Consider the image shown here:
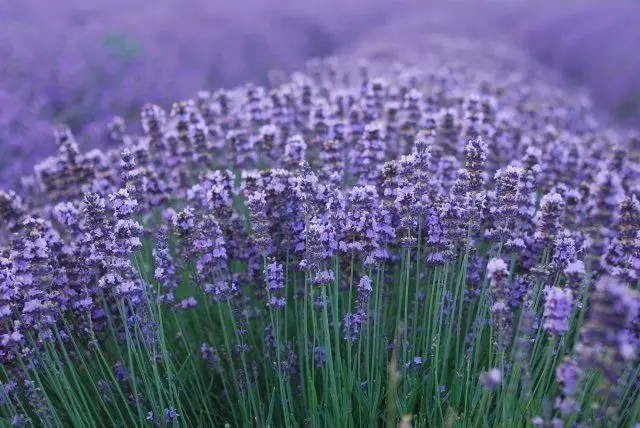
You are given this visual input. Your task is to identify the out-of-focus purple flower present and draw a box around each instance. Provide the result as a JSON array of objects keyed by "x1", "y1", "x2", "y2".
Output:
[
  {"x1": 201, "y1": 343, "x2": 220, "y2": 371},
  {"x1": 479, "y1": 368, "x2": 502, "y2": 390},
  {"x1": 165, "y1": 407, "x2": 179, "y2": 424},
  {"x1": 319, "y1": 138, "x2": 344, "y2": 185},
  {"x1": 0, "y1": 191, "x2": 26, "y2": 232},
  {"x1": 534, "y1": 192, "x2": 564, "y2": 247},
  {"x1": 554, "y1": 357, "x2": 582, "y2": 416},
  {"x1": 487, "y1": 257, "x2": 513, "y2": 351},
  {"x1": 284, "y1": 135, "x2": 307, "y2": 171},
  {"x1": 179, "y1": 296, "x2": 197, "y2": 310},
  {"x1": 314, "y1": 346, "x2": 327, "y2": 369},
  {"x1": 52, "y1": 201, "x2": 81, "y2": 232},
  {"x1": 556, "y1": 358, "x2": 581, "y2": 396},
  {"x1": 543, "y1": 286, "x2": 573, "y2": 335},
  {"x1": 564, "y1": 260, "x2": 586, "y2": 294},
  {"x1": 602, "y1": 194, "x2": 640, "y2": 282},
  {"x1": 487, "y1": 258, "x2": 508, "y2": 312},
  {"x1": 577, "y1": 275, "x2": 640, "y2": 396},
  {"x1": 204, "y1": 278, "x2": 238, "y2": 303},
  {"x1": 352, "y1": 122, "x2": 386, "y2": 185}
]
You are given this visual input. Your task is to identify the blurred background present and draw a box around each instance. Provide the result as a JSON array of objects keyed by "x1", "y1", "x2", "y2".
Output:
[{"x1": 1, "y1": 0, "x2": 639, "y2": 184}]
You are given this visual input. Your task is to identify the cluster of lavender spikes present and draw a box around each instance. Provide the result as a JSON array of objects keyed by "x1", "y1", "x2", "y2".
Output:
[{"x1": 1, "y1": 48, "x2": 640, "y2": 426}]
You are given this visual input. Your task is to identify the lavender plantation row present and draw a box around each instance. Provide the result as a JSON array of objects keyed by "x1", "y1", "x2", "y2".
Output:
[
  {"x1": 4, "y1": 1, "x2": 640, "y2": 187},
  {"x1": 0, "y1": 51, "x2": 639, "y2": 427}
]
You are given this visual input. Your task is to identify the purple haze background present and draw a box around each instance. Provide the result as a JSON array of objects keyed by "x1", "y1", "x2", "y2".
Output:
[{"x1": 1, "y1": 0, "x2": 639, "y2": 185}]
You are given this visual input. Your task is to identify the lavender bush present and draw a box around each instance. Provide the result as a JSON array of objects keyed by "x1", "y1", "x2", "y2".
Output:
[{"x1": 1, "y1": 32, "x2": 640, "y2": 427}]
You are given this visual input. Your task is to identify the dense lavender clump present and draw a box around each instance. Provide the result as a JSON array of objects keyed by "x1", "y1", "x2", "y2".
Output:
[{"x1": 1, "y1": 39, "x2": 639, "y2": 427}]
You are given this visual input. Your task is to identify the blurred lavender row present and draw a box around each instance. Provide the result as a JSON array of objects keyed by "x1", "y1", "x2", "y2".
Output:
[
  {"x1": 498, "y1": 0, "x2": 640, "y2": 124},
  {"x1": 1, "y1": 0, "x2": 639, "y2": 185}
]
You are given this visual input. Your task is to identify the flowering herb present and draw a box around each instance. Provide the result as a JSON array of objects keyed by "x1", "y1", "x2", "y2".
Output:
[{"x1": 0, "y1": 47, "x2": 638, "y2": 428}]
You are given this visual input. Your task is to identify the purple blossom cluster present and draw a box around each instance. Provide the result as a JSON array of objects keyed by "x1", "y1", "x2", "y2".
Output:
[
  {"x1": 0, "y1": 39, "x2": 639, "y2": 425},
  {"x1": 543, "y1": 286, "x2": 573, "y2": 336},
  {"x1": 343, "y1": 275, "x2": 372, "y2": 342}
]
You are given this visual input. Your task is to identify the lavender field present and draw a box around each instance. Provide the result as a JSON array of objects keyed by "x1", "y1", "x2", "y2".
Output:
[{"x1": 1, "y1": 1, "x2": 639, "y2": 427}]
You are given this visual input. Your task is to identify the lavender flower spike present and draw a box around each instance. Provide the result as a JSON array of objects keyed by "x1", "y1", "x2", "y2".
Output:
[
  {"x1": 543, "y1": 286, "x2": 573, "y2": 335},
  {"x1": 465, "y1": 138, "x2": 488, "y2": 193}
]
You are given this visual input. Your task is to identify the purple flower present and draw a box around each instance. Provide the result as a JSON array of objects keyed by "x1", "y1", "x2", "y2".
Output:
[
  {"x1": 165, "y1": 407, "x2": 179, "y2": 424},
  {"x1": 507, "y1": 275, "x2": 532, "y2": 310},
  {"x1": 153, "y1": 226, "x2": 178, "y2": 304},
  {"x1": 245, "y1": 191, "x2": 272, "y2": 255},
  {"x1": 343, "y1": 275, "x2": 373, "y2": 342},
  {"x1": 556, "y1": 358, "x2": 581, "y2": 396},
  {"x1": 602, "y1": 194, "x2": 640, "y2": 282},
  {"x1": 548, "y1": 231, "x2": 578, "y2": 275},
  {"x1": 119, "y1": 149, "x2": 137, "y2": 186},
  {"x1": 52, "y1": 201, "x2": 81, "y2": 231},
  {"x1": 436, "y1": 108, "x2": 460, "y2": 158},
  {"x1": 112, "y1": 219, "x2": 143, "y2": 257},
  {"x1": 342, "y1": 186, "x2": 381, "y2": 263},
  {"x1": 193, "y1": 215, "x2": 227, "y2": 280},
  {"x1": 465, "y1": 138, "x2": 487, "y2": 194},
  {"x1": 534, "y1": 192, "x2": 565, "y2": 247},
  {"x1": 109, "y1": 188, "x2": 138, "y2": 221},
  {"x1": 406, "y1": 139, "x2": 434, "y2": 216},
  {"x1": 303, "y1": 216, "x2": 338, "y2": 273},
  {"x1": 172, "y1": 207, "x2": 197, "y2": 254},
  {"x1": 1, "y1": 36, "x2": 640, "y2": 425},
  {"x1": 577, "y1": 275, "x2": 640, "y2": 394},
  {"x1": 479, "y1": 368, "x2": 502, "y2": 390},
  {"x1": 319, "y1": 138, "x2": 344, "y2": 185},
  {"x1": 204, "y1": 279, "x2": 238, "y2": 303},
  {"x1": 265, "y1": 258, "x2": 285, "y2": 310},
  {"x1": 487, "y1": 258, "x2": 513, "y2": 351},
  {"x1": 291, "y1": 164, "x2": 326, "y2": 219},
  {"x1": 487, "y1": 258, "x2": 508, "y2": 311},
  {"x1": 564, "y1": 260, "x2": 585, "y2": 294},
  {"x1": 492, "y1": 165, "x2": 523, "y2": 236},
  {"x1": 284, "y1": 135, "x2": 307, "y2": 170},
  {"x1": 179, "y1": 297, "x2": 197, "y2": 310},
  {"x1": 0, "y1": 190, "x2": 26, "y2": 232},
  {"x1": 586, "y1": 167, "x2": 624, "y2": 233},
  {"x1": 342, "y1": 311, "x2": 363, "y2": 343},
  {"x1": 203, "y1": 169, "x2": 236, "y2": 219},
  {"x1": 352, "y1": 122, "x2": 386, "y2": 185},
  {"x1": 141, "y1": 104, "x2": 168, "y2": 164},
  {"x1": 543, "y1": 286, "x2": 573, "y2": 335},
  {"x1": 82, "y1": 193, "x2": 110, "y2": 267},
  {"x1": 201, "y1": 343, "x2": 220, "y2": 370},
  {"x1": 314, "y1": 346, "x2": 327, "y2": 369}
]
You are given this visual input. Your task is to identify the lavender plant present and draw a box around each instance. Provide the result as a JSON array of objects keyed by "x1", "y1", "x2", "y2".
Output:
[{"x1": 1, "y1": 42, "x2": 640, "y2": 427}]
